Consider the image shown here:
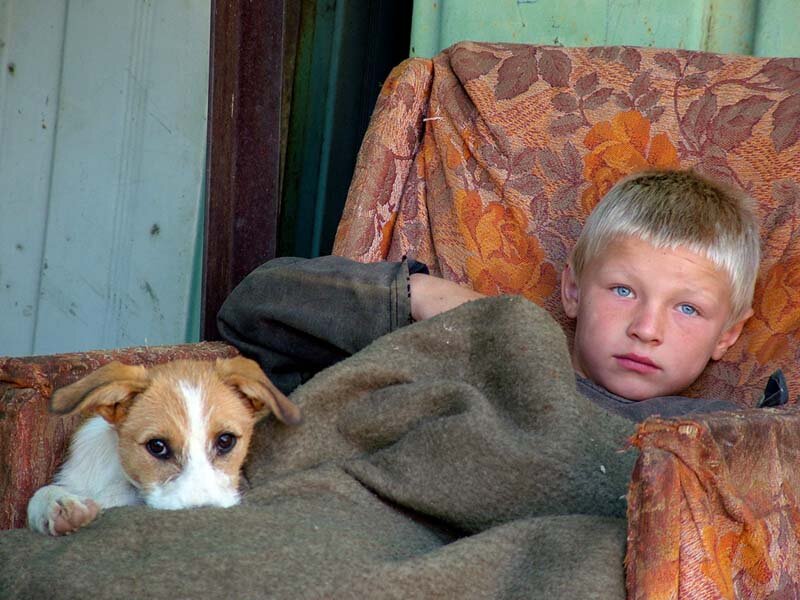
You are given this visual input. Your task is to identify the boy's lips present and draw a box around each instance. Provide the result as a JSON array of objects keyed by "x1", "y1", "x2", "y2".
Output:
[{"x1": 614, "y1": 353, "x2": 661, "y2": 374}]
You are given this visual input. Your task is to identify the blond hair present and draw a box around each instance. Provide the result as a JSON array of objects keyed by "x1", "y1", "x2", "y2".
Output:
[{"x1": 570, "y1": 169, "x2": 761, "y2": 324}]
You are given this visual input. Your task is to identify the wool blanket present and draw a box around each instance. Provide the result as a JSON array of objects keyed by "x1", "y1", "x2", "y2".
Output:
[{"x1": 0, "y1": 296, "x2": 635, "y2": 599}]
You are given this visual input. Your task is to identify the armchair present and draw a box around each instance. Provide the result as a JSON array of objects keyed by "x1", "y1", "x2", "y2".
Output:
[
  {"x1": 3, "y1": 40, "x2": 800, "y2": 598},
  {"x1": 332, "y1": 41, "x2": 800, "y2": 598}
]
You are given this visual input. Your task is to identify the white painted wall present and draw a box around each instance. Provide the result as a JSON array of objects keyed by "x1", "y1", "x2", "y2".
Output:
[{"x1": 0, "y1": 0, "x2": 209, "y2": 356}]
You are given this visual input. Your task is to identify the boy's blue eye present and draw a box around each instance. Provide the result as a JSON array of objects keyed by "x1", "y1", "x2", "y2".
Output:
[
  {"x1": 678, "y1": 304, "x2": 697, "y2": 316},
  {"x1": 612, "y1": 286, "x2": 632, "y2": 298}
]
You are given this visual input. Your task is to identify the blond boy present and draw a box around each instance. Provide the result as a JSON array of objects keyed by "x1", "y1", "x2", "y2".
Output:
[{"x1": 409, "y1": 169, "x2": 760, "y2": 407}]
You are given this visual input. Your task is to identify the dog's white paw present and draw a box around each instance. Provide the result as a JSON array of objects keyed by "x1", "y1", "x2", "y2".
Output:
[{"x1": 27, "y1": 485, "x2": 101, "y2": 536}]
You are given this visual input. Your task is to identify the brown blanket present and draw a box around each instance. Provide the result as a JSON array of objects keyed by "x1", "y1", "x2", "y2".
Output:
[{"x1": 0, "y1": 297, "x2": 635, "y2": 599}]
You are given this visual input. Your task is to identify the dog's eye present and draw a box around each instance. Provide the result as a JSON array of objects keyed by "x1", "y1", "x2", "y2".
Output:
[
  {"x1": 216, "y1": 433, "x2": 237, "y2": 455},
  {"x1": 146, "y1": 438, "x2": 172, "y2": 460}
]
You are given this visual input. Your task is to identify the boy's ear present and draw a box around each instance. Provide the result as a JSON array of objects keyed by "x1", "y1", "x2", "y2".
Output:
[
  {"x1": 711, "y1": 308, "x2": 754, "y2": 360},
  {"x1": 561, "y1": 264, "x2": 580, "y2": 319}
]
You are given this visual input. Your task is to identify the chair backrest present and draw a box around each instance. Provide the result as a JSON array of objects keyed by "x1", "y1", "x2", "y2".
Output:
[{"x1": 334, "y1": 42, "x2": 800, "y2": 407}]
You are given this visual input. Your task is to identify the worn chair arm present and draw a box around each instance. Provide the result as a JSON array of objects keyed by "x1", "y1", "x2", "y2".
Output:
[{"x1": 626, "y1": 406, "x2": 800, "y2": 599}]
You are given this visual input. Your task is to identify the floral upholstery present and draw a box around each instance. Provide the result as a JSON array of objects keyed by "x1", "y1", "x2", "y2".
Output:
[
  {"x1": 333, "y1": 41, "x2": 800, "y2": 599},
  {"x1": 628, "y1": 409, "x2": 800, "y2": 599},
  {"x1": 334, "y1": 41, "x2": 800, "y2": 409}
]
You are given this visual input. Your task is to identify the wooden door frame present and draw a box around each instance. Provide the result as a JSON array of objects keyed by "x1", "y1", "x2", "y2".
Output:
[{"x1": 201, "y1": 0, "x2": 285, "y2": 340}]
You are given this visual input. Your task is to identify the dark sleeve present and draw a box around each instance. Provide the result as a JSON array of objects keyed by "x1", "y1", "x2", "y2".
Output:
[{"x1": 217, "y1": 256, "x2": 421, "y2": 394}]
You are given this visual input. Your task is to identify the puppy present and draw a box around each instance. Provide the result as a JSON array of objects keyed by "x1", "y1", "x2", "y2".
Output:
[{"x1": 27, "y1": 356, "x2": 300, "y2": 536}]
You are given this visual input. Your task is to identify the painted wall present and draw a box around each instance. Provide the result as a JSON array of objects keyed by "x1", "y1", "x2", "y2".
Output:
[
  {"x1": 0, "y1": 0, "x2": 209, "y2": 356},
  {"x1": 410, "y1": 0, "x2": 800, "y2": 58}
]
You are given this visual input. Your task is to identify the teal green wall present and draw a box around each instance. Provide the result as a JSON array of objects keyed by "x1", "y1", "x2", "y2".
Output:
[{"x1": 410, "y1": 0, "x2": 800, "y2": 58}]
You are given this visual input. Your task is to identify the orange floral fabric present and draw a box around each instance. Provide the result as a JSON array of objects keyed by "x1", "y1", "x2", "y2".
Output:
[
  {"x1": 455, "y1": 189, "x2": 558, "y2": 298},
  {"x1": 334, "y1": 41, "x2": 800, "y2": 410},
  {"x1": 628, "y1": 409, "x2": 800, "y2": 599},
  {"x1": 581, "y1": 110, "x2": 680, "y2": 213}
]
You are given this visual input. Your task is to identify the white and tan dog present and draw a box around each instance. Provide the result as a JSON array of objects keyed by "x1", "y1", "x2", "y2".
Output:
[{"x1": 27, "y1": 357, "x2": 300, "y2": 536}]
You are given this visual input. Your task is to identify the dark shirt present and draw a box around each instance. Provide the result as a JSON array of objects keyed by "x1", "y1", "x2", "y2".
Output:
[{"x1": 576, "y1": 374, "x2": 740, "y2": 423}]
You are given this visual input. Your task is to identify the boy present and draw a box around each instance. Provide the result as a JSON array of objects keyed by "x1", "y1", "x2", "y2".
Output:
[{"x1": 218, "y1": 169, "x2": 760, "y2": 421}]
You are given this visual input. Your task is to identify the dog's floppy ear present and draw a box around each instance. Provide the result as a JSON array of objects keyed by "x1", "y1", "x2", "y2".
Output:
[
  {"x1": 50, "y1": 362, "x2": 150, "y2": 425},
  {"x1": 215, "y1": 357, "x2": 301, "y2": 425}
]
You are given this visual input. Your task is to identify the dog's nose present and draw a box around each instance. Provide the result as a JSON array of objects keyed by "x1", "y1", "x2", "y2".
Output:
[{"x1": 144, "y1": 458, "x2": 240, "y2": 510}]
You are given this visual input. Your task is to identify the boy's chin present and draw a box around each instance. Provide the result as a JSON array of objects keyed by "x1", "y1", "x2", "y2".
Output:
[{"x1": 576, "y1": 358, "x2": 693, "y2": 401}]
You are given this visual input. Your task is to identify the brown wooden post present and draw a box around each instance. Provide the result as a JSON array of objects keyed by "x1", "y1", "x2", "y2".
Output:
[{"x1": 202, "y1": 0, "x2": 285, "y2": 340}]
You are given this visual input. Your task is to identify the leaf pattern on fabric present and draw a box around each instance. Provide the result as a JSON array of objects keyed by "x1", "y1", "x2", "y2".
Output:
[
  {"x1": 619, "y1": 47, "x2": 642, "y2": 73},
  {"x1": 771, "y1": 95, "x2": 800, "y2": 152},
  {"x1": 708, "y1": 96, "x2": 776, "y2": 151},
  {"x1": 450, "y1": 47, "x2": 502, "y2": 82},
  {"x1": 654, "y1": 52, "x2": 682, "y2": 76},
  {"x1": 538, "y1": 48, "x2": 572, "y2": 88},
  {"x1": 496, "y1": 48, "x2": 539, "y2": 100},
  {"x1": 681, "y1": 93, "x2": 718, "y2": 150},
  {"x1": 760, "y1": 58, "x2": 800, "y2": 90}
]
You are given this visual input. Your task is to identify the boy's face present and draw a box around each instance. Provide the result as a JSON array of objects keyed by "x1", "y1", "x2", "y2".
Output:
[{"x1": 561, "y1": 236, "x2": 752, "y2": 400}]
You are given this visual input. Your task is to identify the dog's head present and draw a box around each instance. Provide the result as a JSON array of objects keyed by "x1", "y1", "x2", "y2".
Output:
[{"x1": 50, "y1": 357, "x2": 300, "y2": 509}]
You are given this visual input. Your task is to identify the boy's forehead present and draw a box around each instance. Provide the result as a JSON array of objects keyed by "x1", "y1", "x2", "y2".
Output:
[
  {"x1": 587, "y1": 236, "x2": 732, "y2": 294},
  {"x1": 595, "y1": 236, "x2": 714, "y2": 266}
]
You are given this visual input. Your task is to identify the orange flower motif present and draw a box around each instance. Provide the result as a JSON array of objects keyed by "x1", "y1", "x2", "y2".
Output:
[
  {"x1": 581, "y1": 110, "x2": 680, "y2": 213},
  {"x1": 747, "y1": 261, "x2": 800, "y2": 363},
  {"x1": 455, "y1": 189, "x2": 557, "y2": 301}
]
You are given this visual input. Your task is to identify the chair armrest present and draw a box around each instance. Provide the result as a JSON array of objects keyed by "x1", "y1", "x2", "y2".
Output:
[
  {"x1": 626, "y1": 407, "x2": 800, "y2": 598},
  {"x1": 0, "y1": 341, "x2": 238, "y2": 530}
]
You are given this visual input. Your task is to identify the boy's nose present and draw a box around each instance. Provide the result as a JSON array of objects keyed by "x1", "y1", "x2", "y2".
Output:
[{"x1": 627, "y1": 305, "x2": 664, "y2": 344}]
